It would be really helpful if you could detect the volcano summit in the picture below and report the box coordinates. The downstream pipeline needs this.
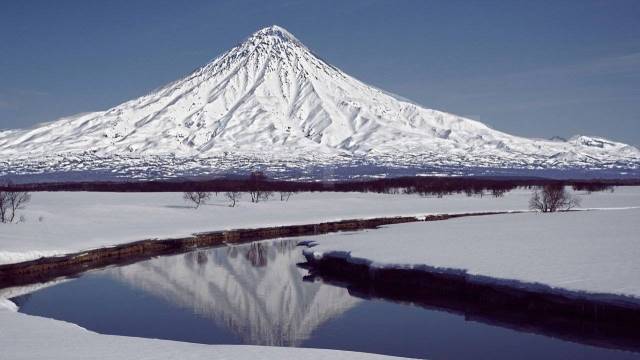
[1,25,639,180]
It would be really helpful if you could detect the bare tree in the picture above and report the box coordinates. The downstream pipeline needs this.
[224,192,242,207]
[250,190,273,203]
[0,192,8,223]
[0,182,31,223]
[249,191,258,203]
[491,189,507,198]
[248,171,273,203]
[183,191,211,209]
[529,185,580,213]
[279,191,293,201]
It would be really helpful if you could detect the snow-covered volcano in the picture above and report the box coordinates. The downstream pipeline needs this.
[1,25,639,180]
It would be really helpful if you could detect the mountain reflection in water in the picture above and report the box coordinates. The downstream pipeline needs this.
[10,238,640,359]
[104,239,359,346]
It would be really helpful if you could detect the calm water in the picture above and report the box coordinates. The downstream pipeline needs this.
[11,239,639,359]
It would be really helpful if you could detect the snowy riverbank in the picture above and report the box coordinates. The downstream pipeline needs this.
[2,188,639,265]
[303,207,640,303]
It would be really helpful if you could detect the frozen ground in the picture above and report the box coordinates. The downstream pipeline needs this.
[0,301,405,360]
[304,207,640,302]
[1,188,639,265]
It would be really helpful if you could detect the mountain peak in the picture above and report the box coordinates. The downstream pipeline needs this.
[247,25,300,44]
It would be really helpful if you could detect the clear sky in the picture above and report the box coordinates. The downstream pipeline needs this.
[1,0,639,146]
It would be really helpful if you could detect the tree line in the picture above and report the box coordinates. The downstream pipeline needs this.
[0,173,632,221]
[1,173,632,196]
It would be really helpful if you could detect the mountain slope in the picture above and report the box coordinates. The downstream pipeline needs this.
[0,25,639,180]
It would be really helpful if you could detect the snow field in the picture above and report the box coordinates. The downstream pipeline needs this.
[305,207,640,301]
[1,187,639,265]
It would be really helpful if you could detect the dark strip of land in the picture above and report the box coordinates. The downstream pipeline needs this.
[2,175,636,194]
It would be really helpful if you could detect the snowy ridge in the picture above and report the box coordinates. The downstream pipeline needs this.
[1,25,639,179]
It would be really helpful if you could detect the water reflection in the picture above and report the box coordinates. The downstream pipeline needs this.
[8,239,640,359]
[103,239,359,346]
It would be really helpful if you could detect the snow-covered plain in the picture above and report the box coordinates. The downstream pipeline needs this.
[0,302,405,360]
[0,190,525,265]
[2,188,639,265]
[1,188,639,359]
[304,207,640,302]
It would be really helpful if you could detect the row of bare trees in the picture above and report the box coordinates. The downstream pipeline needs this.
[183,171,295,208]
[183,183,580,212]
[183,190,292,208]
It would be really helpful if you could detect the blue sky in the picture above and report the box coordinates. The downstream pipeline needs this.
[1,0,639,146]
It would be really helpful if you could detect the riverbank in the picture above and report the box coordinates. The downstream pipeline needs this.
[0,190,538,265]
[302,208,640,351]
[3,188,639,266]
[0,212,509,287]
